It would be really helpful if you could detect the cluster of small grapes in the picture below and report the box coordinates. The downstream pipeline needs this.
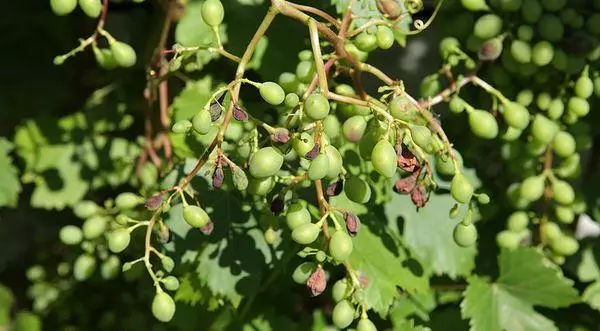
[433,0,599,262]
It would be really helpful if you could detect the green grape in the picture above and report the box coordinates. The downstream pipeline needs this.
[460,0,490,10]
[291,223,320,245]
[51,0,77,15]
[574,75,594,99]
[551,179,574,205]
[521,0,542,23]
[201,0,224,27]
[507,211,529,231]
[192,109,212,134]
[547,98,564,120]
[259,82,285,105]
[292,262,316,284]
[26,265,46,282]
[449,96,465,113]
[115,192,143,210]
[298,50,313,61]
[451,174,473,203]
[510,40,532,63]
[332,300,355,329]
[474,14,503,40]
[335,84,357,97]
[496,230,522,249]
[74,200,101,219]
[389,96,418,121]
[420,75,441,98]
[541,0,565,11]
[284,93,300,108]
[59,225,83,245]
[345,176,371,203]
[587,13,600,36]
[343,116,368,142]
[468,110,498,139]
[537,14,563,42]
[531,114,558,143]
[304,93,330,120]
[323,115,341,138]
[559,8,576,23]
[110,41,137,68]
[325,146,343,179]
[292,133,315,158]
[520,175,545,201]
[107,229,131,253]
[354,32,378,52]
[565,56,586,75]
[439,37,460,56]
[376,26,395,49]
[101,255,121,280]
[183,205,210,228]
[249,147,283,178]
[502,102,530,129]
[286,201,311,230]
[531,41,554,66]
[555,205,574,224]
[359,117,385,161]
[329,231,353,261]
[526,138,546,156]
[552,131,575,158]
[479,37,504,61]
[371,140,397,178]
[332,278,352,302]
[152,292,176,322]
[296,60,316,84]
[161,256,175,273]
[436,149,463,176]
[73,254,96,281]
[82,216,108,239]
[567,97,589,117]
[516,89,533,106]
[93,47,118,70]
[247,176,275,196]
[163,276,180,291]
[550,235,579,256]
[78,0,102,18]
[357,318,378,331]
[411,125,432,150]
[499,0,522,11]
[517,25,534,41]
[453,222,478,247]
[344,42,368,62]
[543,221,562,242]
[536,93,551,110]
[308,154,330,180]
[172,120,192,134]
[278,72,299,93]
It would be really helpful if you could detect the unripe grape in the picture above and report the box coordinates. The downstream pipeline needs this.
[286,201,311,230]
[389,96,418,121]
[502,102,530,129]
[521,0,542,23]
[51,0,77,16]
[478,37,503,61]
[172,120,192,134]
[343,116,368,142]
[59,225,83,245]
[474,14,503,40]
[354,32,378,52]
[292,262,316,284]
[496,230,522,249]
[247,176,275,196]
[296,60,316,84]
[461,0,490,11]
[292,133,315,158]
[107,228,131,253]
[453,222,477,247]
[325,146,343,179]
[371,140,397,178]
[74,200,101,219]
[552,131,575,158]
[183,205,210,228]
[550,235,579,256]
[507,211,529,231]
[163,276,180,291]
[468,110,498,139]
[574,75,593,99]
[201,0,224,27]
[537,14,563,42]
[499,0,522,11]
[376,26,394,49]
[249,147,283,178]
[304,93,330,120]
[332,300,355,329]
[510,40,532,63]
[344,176,371,203]
[567,97,589,117]
[451,174,473,203]
[73,254,96,281]
[291,223,320,245]
[344,42,368,62]
[439,37,460,57]
[541,0,565,11]
[411,125,432,150]
[329,231,353,261]
[115,192,143,210]
[551,179,574,205]
[101,255,121,280]
[531,41,554,66]
[357,318,378,331]
[517,25,534,41]
[547,98,564,120]
[79,0,102,18]
[161,256,175,273]
[308,154,330,180]
[555,205,574,224]
[543,221,562,242]
[420,75,441,98]
[535,93,551,111]
[26,265,46,282]
[259,82,285,105]
[520,175,545,201]
[110,41,136,68]
[323,115,341,138]
[278,72,299,93]
[531,114,558,143]
[449,96,465,113]
[151,292,176,322]
[332,278,352,302]
[192,109,212,135]
[82,216,108,239]
[284,93,299,108]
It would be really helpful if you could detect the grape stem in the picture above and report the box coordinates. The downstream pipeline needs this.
[539,146,554,245]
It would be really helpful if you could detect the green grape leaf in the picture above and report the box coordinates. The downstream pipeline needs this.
[575,245,600,311]
[461,248,579,331]
[0,138,21,207]
[386,193,477,279]
[582,282,600,312]
[13,312,41,331]
[349,224,429,316]
[393,319,432,331]
[0,284,14,326]
[389,292,436,323]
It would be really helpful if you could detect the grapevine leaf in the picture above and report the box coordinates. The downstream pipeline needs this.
[461,248,579,331]
[13,312,41,331]
[349,224,429,316]
[0,139,21,207]
[393,319,432,331]
[386,193,477,278]
[582,282,600,312]
[0,284,13,326]
[576,245,600,311]
[389,291,436,323]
